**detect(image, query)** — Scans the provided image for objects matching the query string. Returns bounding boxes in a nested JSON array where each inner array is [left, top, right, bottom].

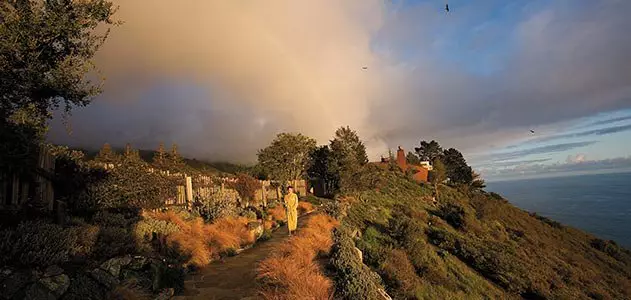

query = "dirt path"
[[174, 216, 310, 300]]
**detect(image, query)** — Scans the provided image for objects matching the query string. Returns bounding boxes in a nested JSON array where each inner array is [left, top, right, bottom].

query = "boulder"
[[121, 269, 153, 291], [61, 273, 106, 300], [0, 270, 32, 299], [100, 255, 132, 277], [353, 247, 363, 262], [248, 221, 264, 240], [39, 274, 70, 298], [89, 268, 119, 289], [43, 265, 65, 277], [128, 256, 149, 271], [24, 283, 56, 300]]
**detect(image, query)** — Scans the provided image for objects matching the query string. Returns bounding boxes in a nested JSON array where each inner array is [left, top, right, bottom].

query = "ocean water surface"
[[487, 172, 631, 248]]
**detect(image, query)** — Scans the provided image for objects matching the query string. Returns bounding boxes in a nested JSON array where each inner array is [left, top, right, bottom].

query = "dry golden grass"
[[298, 202, 315, 215], [149, 212, 255, 267], [257, 214, 339, 300], [268, 206, 286, 222]]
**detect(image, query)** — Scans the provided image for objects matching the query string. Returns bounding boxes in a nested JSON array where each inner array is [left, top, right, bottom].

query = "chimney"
[[396, 146, 406, 170]]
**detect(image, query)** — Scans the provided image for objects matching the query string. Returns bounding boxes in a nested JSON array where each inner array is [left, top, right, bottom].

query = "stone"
[[39, 274, 70, 297], [0, 270, 32, 299], [61, 273, 106, 300], [248, 221, 264, 240], [100, 255, 132, 277], [24, 282, 56, 300], [154, 288, 174, 300], [121, 269, 153, 290], [44, 265, 65, 277], [128, 256, 149, 271], [353, 247, 363, 262], [90, 268, 119, 289], [377, 288, 393, 300]]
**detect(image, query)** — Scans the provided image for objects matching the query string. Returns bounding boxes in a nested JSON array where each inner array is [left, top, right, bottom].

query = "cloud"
[[483, 155, 631, 181], [505, 123, 631, 147], [579, 114, 631, 128], [481, 141, 596, 162], [566, 153, 586, 164], [472, 158, 551, 169], [49, 0, 631, 162]]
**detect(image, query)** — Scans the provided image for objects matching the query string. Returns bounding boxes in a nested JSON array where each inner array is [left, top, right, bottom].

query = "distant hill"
[[75, 147, 248, 176]]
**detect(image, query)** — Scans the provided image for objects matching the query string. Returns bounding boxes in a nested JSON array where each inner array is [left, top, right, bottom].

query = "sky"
[[49, 0, 631, 181]]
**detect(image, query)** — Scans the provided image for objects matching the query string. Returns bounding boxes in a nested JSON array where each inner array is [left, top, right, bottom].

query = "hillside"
[[331, 165, 631, 299]]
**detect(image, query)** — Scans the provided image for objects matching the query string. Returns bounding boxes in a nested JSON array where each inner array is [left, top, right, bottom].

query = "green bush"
[[356, 226, 391, 268], [93, 227, 137, 260], [240, 209, 258, 220], [329, 226, 384, 300], [0, 221, 80, 267], [434, 203, 466, 229], [134, 218, 180, 244], [321, 200, 346, 219], [92, 211, 136, 228], [194, 190, 238, 222]]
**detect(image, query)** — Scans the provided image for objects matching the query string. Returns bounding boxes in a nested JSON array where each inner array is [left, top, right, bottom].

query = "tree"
[[329, 126, 369, 193], [406, 151, 421, 165], [257, 133, 317, 184], [94, 143, 118, 164], [168, 143, 186, 171], [415, 140, 443, 162], [470, 171, 486, 191], [429, 158, 447, 201], [122, 143, 141, 163], [231, 173, 262, 207], [0, 0, 118, 171], [442, 148, 473, 185], [307, 145, 339, 197], [152, 142, 168, 169]]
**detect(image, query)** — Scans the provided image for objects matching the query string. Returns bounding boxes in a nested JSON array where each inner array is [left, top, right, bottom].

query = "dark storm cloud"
[[48, 0, 631, 162]]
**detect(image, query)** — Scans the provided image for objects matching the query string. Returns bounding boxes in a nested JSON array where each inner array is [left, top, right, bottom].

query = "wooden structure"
[[0, 145, 56, 211]]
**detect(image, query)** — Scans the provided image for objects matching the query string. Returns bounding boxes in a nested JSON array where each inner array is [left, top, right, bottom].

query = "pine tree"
[[152, 142, 168, 169], [95, 143, 118, 164]]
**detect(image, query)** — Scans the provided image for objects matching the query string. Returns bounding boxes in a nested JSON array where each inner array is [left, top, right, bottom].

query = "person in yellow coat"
[[284, 186, 299, 236]]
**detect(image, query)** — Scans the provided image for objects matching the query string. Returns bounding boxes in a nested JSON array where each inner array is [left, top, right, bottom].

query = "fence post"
[[185, 176, 193, 210]]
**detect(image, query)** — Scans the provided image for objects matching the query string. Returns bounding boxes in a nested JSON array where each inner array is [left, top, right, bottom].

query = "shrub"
[[230, 173, 262, 206], [434, 203, 466, 229], [93, 227, 138, 260], [329, 225, 384, 300], [321, 200, 346, 219], [530, 212, 563, 229], [134, 218, 180, 244], [257, 214, 338, 300], [379, 249, 421, 298], [0, 221, 80, 267], [92, 211, 137, 228], [194, 190, 238, 222], [298, 202, 315, 215], [240, 209, 258, 220]]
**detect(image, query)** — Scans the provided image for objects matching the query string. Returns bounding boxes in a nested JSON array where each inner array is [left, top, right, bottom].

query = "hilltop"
[[328, 165, 631, 299]]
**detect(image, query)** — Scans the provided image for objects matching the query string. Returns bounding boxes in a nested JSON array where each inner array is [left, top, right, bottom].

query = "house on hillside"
[[374, 147, 431, 183]]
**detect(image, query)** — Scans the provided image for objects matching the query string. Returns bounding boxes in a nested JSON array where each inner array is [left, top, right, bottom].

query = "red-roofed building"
[[374, 147, 430, 183]]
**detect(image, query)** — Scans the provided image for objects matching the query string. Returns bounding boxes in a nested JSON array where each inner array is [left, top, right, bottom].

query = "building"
[[374, 147, 430, 183]]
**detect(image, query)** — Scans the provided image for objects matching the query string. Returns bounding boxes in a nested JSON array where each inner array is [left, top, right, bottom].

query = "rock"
[[248, 221, 264, 240], [128, 256, 149, 270], [154, 288, 174, 300], [61, 273, 106, 300], [24, 282, 56, 300], [90, 268, 119, 289], [0, 270, 32, 299], [121, 269, 153, 290], [44, 265, 65, 277], [100, 255, 132, 277], [39, 274, 70, 297], [353, 247, 363, 262]]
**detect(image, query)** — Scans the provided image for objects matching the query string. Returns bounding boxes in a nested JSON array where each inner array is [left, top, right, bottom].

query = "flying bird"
[[445, 3, 449, 12], [530, 130, 535, 134], [362, 66, 368, 70]]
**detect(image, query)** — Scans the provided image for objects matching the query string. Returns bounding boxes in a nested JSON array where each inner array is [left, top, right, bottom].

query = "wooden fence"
[[1, 149, 308, 211], [0, 145, 56, 211]]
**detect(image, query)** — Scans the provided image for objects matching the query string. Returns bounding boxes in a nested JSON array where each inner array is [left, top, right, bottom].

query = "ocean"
[[486, 172, 631, 248]]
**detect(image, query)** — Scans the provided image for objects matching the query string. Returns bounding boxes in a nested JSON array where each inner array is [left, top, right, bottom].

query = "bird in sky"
[[445, 3, 449, 12], [530, 129, 535, 134], [362, 66, 368, 70]]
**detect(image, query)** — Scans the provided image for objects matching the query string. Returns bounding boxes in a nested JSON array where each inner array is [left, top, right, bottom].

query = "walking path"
[[174, 216, 310, 300]]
